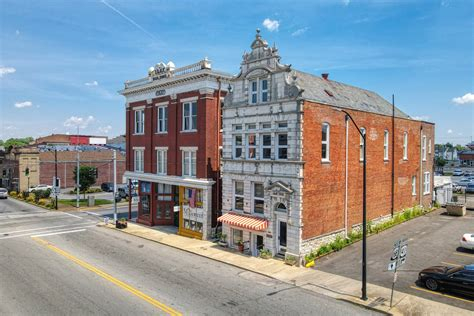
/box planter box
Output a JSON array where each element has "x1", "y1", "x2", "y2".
[
  {"x1": 116, "y1": 221, "x2": 128, "y2": 229},
  {"x1": 218, "y1": 241, "x2": 228, "y2": 247},
  {"x1": 446, "y1": 203, "x2": 466, "y2": 216}
]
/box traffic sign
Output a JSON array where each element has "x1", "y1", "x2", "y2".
[{"x1": 388, "y1": 238, "x2": 408, "y2": 271}]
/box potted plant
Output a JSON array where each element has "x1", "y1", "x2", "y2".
[
  {"x1": 116, "y1": 217, "x2": 128, "y2": 229},
  {"x1": 218, "y1": 233, "x2": 228, "y2": 247},
  {"x1": 259, "y1": 248, "x2": 272, "y2": 259},
  {"x1": 237, "y1": 240, "x2": 244, "y2": 253},
  {"x1": 284, "y1": 254, "x2": 297, "y2": 266}
]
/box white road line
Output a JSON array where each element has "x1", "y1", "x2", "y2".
[
  {"x1": 63, "y1": 212, "x2": 82, "y2": 219},
  {"x1": 0, "y1": 222, "x2": 94, "y2": 235},
  {"x1": 0, "y1": 225, "x2": 95, "y2": 240},
  {"x1": 31, "y1": 229, "x2": 86, "y2": 238},
  {"x1": 84, "y1": 211, "x2": 101, "y2": 216}
]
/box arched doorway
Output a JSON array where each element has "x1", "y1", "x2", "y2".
[{"x1": 275, "y1": 202, "x2": 287, "y2": 254}]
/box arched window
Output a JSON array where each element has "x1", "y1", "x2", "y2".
[{"x1": 276, "y1": 203, "x2": 287, "y2": 212}]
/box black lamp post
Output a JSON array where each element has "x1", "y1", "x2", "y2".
[{"x1": 339, "y1": 109, "x2": 368, "y2": 301}]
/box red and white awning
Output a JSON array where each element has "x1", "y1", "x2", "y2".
[{"x1": 217, "y1": 212, "x2": 268, "y2": 231}]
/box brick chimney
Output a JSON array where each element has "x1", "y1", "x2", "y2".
[{"x1": 322, "y1": 73, "x2": 329, "y2": 80}]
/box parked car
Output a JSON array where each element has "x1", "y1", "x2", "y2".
[
  {"x1": 460, "y1": 234, "x2": 474, "y2": 250},
  {"x1": 466, "y1": 183, "x2": 474, "y2": 194},
  {"x1": 0, "y1": 188, "x2": 8, "y2": 199},
  {"x1": 418, "y1": 264, "x2": 474, "y2": 296},
  {"x1": 117, "y1": 185, "x2": 138, "y2": 199},
  {"x1": 28, "y1": 184, "x2": 52, "y2": 192},
  {"x1": 455, "y1": 178, "x2": 473, "y2": 188},
  {"x1": 453, "y1": 169, "x2": 464, "y2": 176},
  {"x1": 101, "y1": 182, "x2": 114, "y2": 192}
]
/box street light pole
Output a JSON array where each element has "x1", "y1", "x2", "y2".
[
  {"x1": 339, "y1": 109, "x2": 368, "y2": 301},
  {"x1": 76, "y1": 126, "x2": 80, "y2": 209},
  {"x1": 113, "y1": 149, "x2": 117, "y2": 223}
]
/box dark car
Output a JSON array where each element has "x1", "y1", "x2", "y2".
[
  {"x1": 101, "y1": 182, "x2": 114, "y2": 192},
  {"x1": 418, "y1": 264, "x2": 474, "y2": 296},
  {"x1": 466, "y1": 183, "x2": 474, "y2": 194}
]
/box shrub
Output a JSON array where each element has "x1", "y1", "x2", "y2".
[
  {"x1": 21, "y1": 191, "x2": 30, "y2": 199},
  {"x1": 9, "y1": 191, "x2": 17, "y2": 197},
  {"x1": 38, "y1": 198, "x2": 50, "y2": 206},
  {"x1": 26, "y1": 194, "x2": 35, "y2": 203}
]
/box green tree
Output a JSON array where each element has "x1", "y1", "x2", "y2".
[
  {"x1": 73, "y1": 166, "x2": 97, "y2": 198},
  {"x1": 435, "y1": 156, "x2": 446, "y2": 167},
  {"x1": 455, "y1": 144, "x2": 466, "y2": 151},
  {"x1": 3, "y1": 137, "x2": 34, "y2": 149}
]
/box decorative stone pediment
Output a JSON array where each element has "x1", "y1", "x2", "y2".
[
  {"x1": 266, "y1": 180, "x2": 294, "y2": 196},
  {"x1": 245, "y1": 67, "x2": 270, "y2": 79}
]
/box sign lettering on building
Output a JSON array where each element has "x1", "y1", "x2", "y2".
[{"x1": 155, "y1": 89, "x2": 166, "y2": 96}]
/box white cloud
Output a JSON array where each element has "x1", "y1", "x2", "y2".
[
  {"x1": 262, "y1": 18, "x2": 280, "y2": 32},
  {"x1": 98, "y1": 125, "x2": 112, "y2": 134},
  {"x1": 452, "y1": 92, "x2": 474, "y2": 105},
  {"x1": 0, "y1": 66, "x2": 16, "y2": 77},
  {"x1": 63, "y1": 115, "x2": 95, "y2": 128},
  {"x1": 411, "y1": 115, "x2": 430, "y2": 121},
  {"x1": 14, "y1": 101, "x2": 33, "y2": 108},
  {"x1": 342, "y1": 0, "x2": 351, "y2": 6},
  {"x1": 85, "y1": 80, "x2": 99, "y2": 86},
  {"x1": 291, "y1": 27, "x2": 309, "y2": 37},
  {"x1": 447, "y1": 129, "x2": 453, "y2": 134},
  {"x1": 15, "y1": 30, "x2": 20, "y2": 36}
]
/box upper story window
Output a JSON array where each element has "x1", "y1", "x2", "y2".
[
  {"x1": 234, "y1": 135, "x2": 243, "y2": 158},
  {"x1": 253, "y1": 182, "x2": 264, "y2": 214},
  {"x1": 403, "y1": 132, "x2": 408, "y2": 160},
  {"x1": 260, "y1": 79, "x2": 268, "y2": 102},
  {"x1": 428, "y1": 138, "x2": 432, "y2": 154},
  {"x1": 157, "y1": 106, "x2": 168, "y2": 133},
  {"x1": 412, "y1": 175, "x2": 416, "y2": 196},
  {"x1": 233, "y1": 124, "x2": 242, "y2": 131},
  {"x1": 360, "y1": 128, "x2": 366, "y2": 161},
  {"x1": 422, "y1": 135, "x2": 427, "y2": 161},
  {"x1": 247, "y1": 134, "x2": 257, "y2": 159},
  {"x1": 277, "y1": 133, "x2": 288, "y2": 160},
  {"x1": 247, "y1": 123, "x2": 256, "y2": 130},
  {"x1": 277, "y1": 121, "x2": 288, "y2": 129},
  {"x1": 321, "y1": 123, "x2": 330, "y2": 162},
  {"x1": 182, "y1": 150, "x2": 196, "y2": 177},
  {"x1": 134, "y1": 149, "x2": 144, "y2": 172},
  {"x1": 261, "y1": 122, "x2": 272, "y2": 129},
  {"x1": 250, "y1": 81, "x2": 258, "y2": 104},
  {"x1": 384, "y1": 130, "x2": 389, "y2": 161},
  {"x1": 134, "y1": 109, "x2": 145, "y2": 134},
  {"x1": 234, "y1": 181, "x2": 244, "y2": 211},
  {"x1": 183, "y1": 102, "x2": 197, "y2": 131},
  {"x1": 156, "y1": 149, "x2": 167, "y2": 175},
  {"x1": 261, "y1": 134, "x2": 272, "y2": 159}
]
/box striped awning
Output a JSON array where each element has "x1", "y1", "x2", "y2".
[{"x1": 217, "y1": 212, "x2": 268, "y2": 231}]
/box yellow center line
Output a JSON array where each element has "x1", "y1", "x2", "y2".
[
  {"x1": 453, "y1": 252, "x2": 474, "y2": 258},
  {"x1": 410, "y1": 286, "x2": 474, "y2": 304},
  {"x1": 32, "y1": 237, "x2": 182, "y2": 316}
]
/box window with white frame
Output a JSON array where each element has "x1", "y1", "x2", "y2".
[
  {"x1": 261, "y1": 122, "x2": 271, "y2": 129},
  {"x1": 234, "y1": 181, "x2": 244, "y2": 211},
  {"x1": 322, "y1": 123, "x2": 330, "y2": 161},
  {"x1": 422, "y1": 135, "x2": 427, "y2": 161},
  {"x1": 234, "y1": 135, "x2": 243, "y2": 158},
  {"x1": 423, "y1": 172, "x2": 430, "y2": 194},
  {"x1": 182, "y1": 150, "x2": 196, "y2": 177},
  {"x1": 134, "y1": 149, "x2": 144, "y2": 172},
  {"x1": 250, "y1": 81, "x2": 258, "y2": 104},
  {"x1": 247, "y1": 134, "x2": 257, "y2": 159},
  {"x1": 403, "y1": 132, "x2": 408, "y2": 160},
  {"x1": 412, "y1": 175, "x2": 416, "y2": 196},
  {"x1": 233, "y1": 124, "x2": 242, "y2": 131},
  {"x1": 157, "y1": 106, "x2": 168, "y2": 133},
  {"x1": 359, "y1": 128, "x2": 366, "y2": 161},
  {"x1": 156, "y1": 149, "x2": 167, "y2": 175},
  {"x1": 277, "y1": 121, "x2": 288, "y2": 128},
  {"x1": 428, "y1": 138, "x2": 432, "y2": 154},
  {"x1": 277, "y1": 133, "x2": 288, "y2": 159},
  {"x1": 261, "y1": 134, "x2": 272, "y2": 159},
  {"x1": 260, "y1": 79, "x2": 268, "y2": 102},
  {"x1": 384, "y1": 130, "x2": 389, "y2": 160},
  {"x1": 134, "y1": 109, "x2": 144, "y2": 134},
  {"x1": 182, "y1": 102, "x2": 197, "y2": 131},
  {"x1": 232, "y1": 228, "x2": 243, "y2": 246},
  {"x1": 247, "y1": 123, "x2": 256, "y2": 130},
  {"x1": 253, "y1": 183, "x2": 264, "y2": 214}
]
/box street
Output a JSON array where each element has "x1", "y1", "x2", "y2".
[{"x1": 0, "y1": 198, "x2": 379, "y2": 315}]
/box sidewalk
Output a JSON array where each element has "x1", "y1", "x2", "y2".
[
  {"x1": 59, "y1": 201, "x2": 130, "y2": 212},
  {"x1": 101, "y1": 222, "x2": 471, "y2": 316}
]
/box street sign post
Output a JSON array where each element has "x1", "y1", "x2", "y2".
[{"x1": 389, "y1": 238, "x2": 408, "y2": 307}]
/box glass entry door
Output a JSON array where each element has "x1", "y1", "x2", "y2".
[{"x1": 278, "y1": 221, "x2": 287, "y2": 254}]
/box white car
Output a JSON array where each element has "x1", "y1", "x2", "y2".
[
  {"x1": 0, "y1": 188, "x2": 8, "y2": 199},
  {"x1": 460, "y1": 234, "x2": 474, "y2": 250},
  {"x1": 28, "y1": 184, "x2": 52, "y2": 192},
  {"x1": 453, "y1": 169, "x2": 464, "y2": 176}
]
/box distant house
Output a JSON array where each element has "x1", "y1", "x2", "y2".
[
  {"x1": 35, "y1": 134, "x2": 108, "y2": 146},
  {"x1": 459, "y1": 150, "x2": 474, "y2": 166}
]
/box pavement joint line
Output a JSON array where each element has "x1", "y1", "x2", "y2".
[
  {"x1": 30, "y1": 228, "x2": 86, "y2": 238},
  {"x1": 409, "y1": 286, "x2": 474, "y2": 304},
  {"x1": 0, "y1": 225, "x2": 96, "y2": 240},
  {"x1": 63, "y1": 212, "x2": 82, "y2": 219},
  {"x1": 31, "y1": 236, "x2": 182, "y2": 316},
  {"x1": 454, "y1": 252, "x2": 474, "y2": 258}
]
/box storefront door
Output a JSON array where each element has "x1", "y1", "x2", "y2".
[
  {"x1": 155, "y1": 183, "x2": 176, "y2": 225},
  {"x1": 278, "y1": 221, "x2": 287, "y2": 254},
  {"x1": 253, "y1": 234, "x2": 264, "y2": 256}
]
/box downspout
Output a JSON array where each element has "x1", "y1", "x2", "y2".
[
  {"x1": 344, "y1": 115, "x2": 349, "y2": 237},
  {"x1": 391, "y1": 95, "x2": 395, "y2": 216},
  {"x1": 419, "y1": 124, "x2": 423, "y2": 206}
]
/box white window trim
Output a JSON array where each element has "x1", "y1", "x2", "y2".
[
  {"x1": 359, "y1": 128, "x2": 366, "y2": 162},
  {"x1": 260, "y1": 134, "x2": 272, "y2": 160},
  {"x1": 180, "y1": 146, "x2": 198, "y2": 152},
  {"x1": 321, "y1": 123, "x2": 330, "y2": 162},
  {"x1": 234, "y1": 181, "x2": 245, "y2": 211},
  {"x1": 412, "y1": 175, "x2": 416, "y2": 196},
  {"x1": 384, "y1": 130, "x2": 389, "y2": 161},
  {"x1": 252, "y1": 182, "x2": 265, "y2": 214},
  {"x1": 134, "y1": 149, "x2": 144, "y2": 173},
  {"x1": 250, "y1": 80, "x2": 258, "y2": 104},
  {"x1": 233, "y1": 134, "x2": 244, "y2": 159},
  {"x1": 180, "y1": 96, "x2": 198, "y2": 103},
  {"x1": 276, "y1": 133, "x2": 288, "y2": 160},
  {"x1": 403, "y1": 132, "x2": 408, "y2": 160},
  {"x1": 182, "y1": 101, "x2": 197, "y2": 132},
  {"x1": 422, "y1": 135, "x2": 427, "y2": 161},
  {"x1": 134, "y1": 109, "x2": 145, "y2": 135},
  {"x1": 182, "y1": 150, "x2": 197, "y2": 178},
  {"x1": 157, "y1": 105, "x2": 168, "y2": 133},
  {"x1": 423, "y1": 172, "x2": 430, "y2": 195},
  {"x1": 260, "y1": 79, "x2": 268, "y2": 103},
  {"x1": 246, "y1": 133, "x2": 257, "y2": 160},
  {"x1": 428, "y1": 138, "x2": 432, "y2": 154},
  {"x1": 156, "y1": 149, "x2": 167, "y2": 175}
]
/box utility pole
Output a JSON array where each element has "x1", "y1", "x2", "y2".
[
  {"x1": 55, "y1": 148, "x2": 58, "y2": 210},
  {"x1": 76, "y1": 126, "x2": 80, "y2": 209},
  {"x1": 113, "y1": 149, "x2": 117, "y2": 223}
]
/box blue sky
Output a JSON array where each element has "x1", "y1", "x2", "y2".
[{"x1": 1, "y1": 0, "x2": 472, "y2": 144}]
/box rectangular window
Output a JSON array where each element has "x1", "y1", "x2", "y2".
[
  {"x1": 247, "y1": 134, "x2": 257, "y2": 159},
  {"x1": 261, "y1": 79, "x2": 268, "y2": 102},
  {"x1": 134, "y1": 149, "x2": 144, "y2": 172},
  {"x1": 412, "y1": 176, "x2": 416, "y2": 196},
  {"x1": 261, "y1": 134, "x2": 272, "y2": 159},
  {"x1": 261, "y1": 122, "x2": 272, "y2": 129},
  {"x1": 384, "y1": 130, "x2": 389, "y2": 160},
  {"x1": 156, "y1": 150, "x2": 167, "y2": 175},
  {"x1": 157, "y1": 106, "x2": 168, "y2": 133},
  {"x1": 422, "y1": 135, "x2": 427, "y2": 161},
  {"x1": 182, "y1": 150, "x2": 196, "y2": 177},
  {"x1": 233, "y1": 124, "x2": 242, "y2": 131},
  {"x1": 428, "y1": 139, "x2": 432, "y2": 154},
  {"x1": 360, "y1": 128, "x2": 366, "y2": 161},
  {"x1": 234, "y1": 135, "x2": 243, "y2": 158},
  {"x1": 277, "y1": 133, "x2": 288, "y2": 159},
  {"x1": 322, "y1": 123, "x2": 330, "y2": 161},
  {"x1": 183, "y1": 102, "x2": 197, "y2": 131},
  {"x1": 250, "y1": 81, "x2": 257, "y2": 104},
  {"x1": 424, "y1": 172, "x2": 430, "y2": 194},
  {"x1": 134, "y1": 109, "x2": 144, "y2": 134},
  {"x1": 247, "y1": 123, "x2": 256, "y2": 130},
  {"x1": 277, "y1": 121, "x2": 288, "y2": 129},
  {"x1": 253, "y1": 183, "x2": 264, "y2": 214},
  {"x1": 233, "y1": 228, "x2": 243, "y2": 246},
  {"x1": 403, "y1": 132, "x2": 408, "y2": 160},
  {"x1": 234, "y1": 181, "x2": 244, "y2": 211}
]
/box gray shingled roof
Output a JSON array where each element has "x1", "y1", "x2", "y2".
[{"x1": 294, "y1": 70, "x2": 410, "y2": 119}]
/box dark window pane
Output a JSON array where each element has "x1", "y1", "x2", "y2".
[
  {"x1": 235, "y1": 197, "x2": 244, "y2": 210},
  {"x1": 262, "y1": 135, "x2": 271, "y2": 146},
  {"x1": 322, "y1": 144, "x2": 327, "y2": 159},
  {"x1": 248, "y1": 148, "x2": 256, "y2": 158},
  {"x1": 263, "y1": 148, "x2": 271, "y2": 159},
  {"x1": 235, "y1": 148, "x2": 242, "y2": 158},
  {"x1": 278, "y1": 134, "x2": 288, "y2": 145},
  {"x1": 254, "y1": 200, "x2": 264, "y2": 214},
  {"x1": 278, "y1": 148, "x2": 288, "y2": 159},
  {"x1": 254, "y1": 183, "x2": 264, "y2": 198}
]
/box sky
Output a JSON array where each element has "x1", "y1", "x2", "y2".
[{"x1": 0, "y1": 0, "x2": 473, "y2": 145}]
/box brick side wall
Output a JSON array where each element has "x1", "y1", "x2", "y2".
[{"x1": 301, "y1": 101, "x2": 434, "y2": 240}]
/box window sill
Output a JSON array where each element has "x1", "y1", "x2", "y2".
[
  {"x1": 321, "y1": 159, "x2": 331, "y2": 164},
  {"x1": 403, "y1": 158, "x2": 408, "y2": 161},
  {"x1": 134, "y1": 170, "x2": 144, "y2": 173},
  {"x1": 181, "y1": 130, "x2": 197, "y2": 133},
  {"x1": 155, "y1": 132, "x2": 168, "y2": 135},
  {"x1": 133, "y1": 133, "x2": 145, "y2": 136},
  {"x1": 423, "y1": 192, "x2": 430, "y2": 195}
]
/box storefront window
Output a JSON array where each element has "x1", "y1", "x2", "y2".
[
  {"x1": 182, "y1": 187, "x2": 204, "y2": 233},
  {"x1": 140, "y1": 195, "x2": 150, "y2": 215},
  {"x1": 140, "y1": 181, "x2": 151, "y2": 194},
  {"x1": 233, "y1": 229, "x2": 243, "y2": 246}
]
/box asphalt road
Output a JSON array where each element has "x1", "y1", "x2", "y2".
[
  {"x1": 0, "y1": 198, "x2": 379, "y2": 315},
  {"x1": 315, "y1": 208, "x2": 474, "y2": 311}
]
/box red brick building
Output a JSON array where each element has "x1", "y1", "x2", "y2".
[{"x1": 120, "y1": 59, "x2": 232, "y2": 239}]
